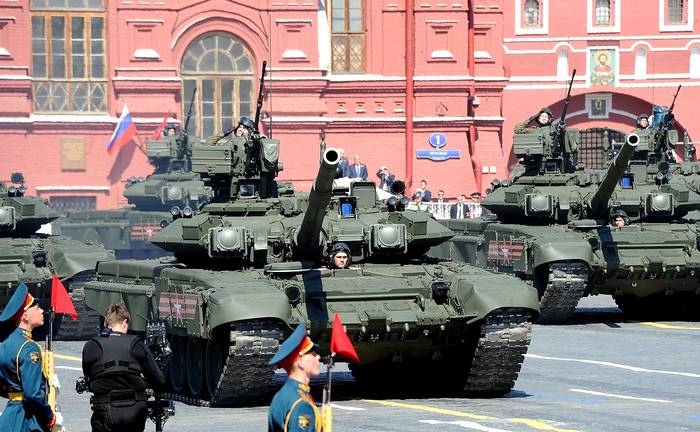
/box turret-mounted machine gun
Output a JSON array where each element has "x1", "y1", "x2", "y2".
[
  {"x1": 191, "y1": 61, "x2": 284, "y2": 203},
  {"x1": 629, "y1": 86, "x2": 681, "y2": 166},
  {"x1": 512, "y1": 70, "x2": 581, "y2": 176},
  {"x1": 146, "y1": 89, "x2": 197, "y2": 174}
]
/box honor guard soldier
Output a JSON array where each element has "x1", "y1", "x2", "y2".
[
  {"x1": 268, "y1": 324, "x2": 323, "y2": 432},
  {"x1": 82, "y1": 304, "x2": 166, "y2": 432},
  {"x1": 0, "y1": 283, "x2": 56, "y2": 432}
]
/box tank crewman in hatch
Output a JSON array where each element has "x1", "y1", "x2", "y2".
[
  {"x1": 205, "y1": 116, "x2": 256, "y2": 145},
  {"x1": 82, "y1": 304, "x2": 166, "y2": 432},
  {"x1": 0, "y1": 283, "x2": 57, "y2": 432},
  {"x1": 514, "y1": 107, "x2": 554, "y2": 135},
  {"x1": 268, "y1": 324, "x2": 323, "y2": 432},
  {"x1": 328, "y1": 242, "x2": 352, "y2": 269},
  {"x1": 611, "y1": 210, "x2": 629, "y2": 228},
  {"x1": 632, "y1": 113, "x2": 650, "y2": 134}
]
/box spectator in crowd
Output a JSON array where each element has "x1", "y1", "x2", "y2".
[
  {"x1": 412, "y1": 180, "x2": 432, "y2": 204},
  {"x1": 376, "y1": 166, "x2": 395, "y2": 192},
  {"x1": 337, "y1": 148, "x2": 349, "y2": 178},
  {"x1": 434, "y1": 190, "x2": 447, "y2": 203},
  {"x1": 450, "y1": 194, "x2": 469, "y2": 219},
  {"x1": 347, "y1": 155, "x2": 368, "y2": 180}
]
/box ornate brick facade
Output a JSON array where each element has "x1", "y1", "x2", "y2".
[{"x1": 0, "y1": 0, "x2": 697, "y2": 211}]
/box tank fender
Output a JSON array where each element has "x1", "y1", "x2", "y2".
[
  {"x1": 47, "y1": 243, "x2": 116, "y2": 280},
  {"x1": 451, "y1": 276, "x2": 540, "y2": 321},
  {"x1": 531, "y1": 239, "x2": 594, "y2": 270},
  {"x1": 206, "y1": 284, "x2": 291, "y2": 329}
]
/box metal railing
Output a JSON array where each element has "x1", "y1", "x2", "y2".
[{"x1": 406, "y1": 202, "x2": 481, "y2": 220}]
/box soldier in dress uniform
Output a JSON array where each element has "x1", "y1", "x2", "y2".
[
  {"x1": 0, "y1": 283, "x2": 56, "y2": 432},
  {"x1": 268, "y1": 324, "x2": 322, "y2": 432}
]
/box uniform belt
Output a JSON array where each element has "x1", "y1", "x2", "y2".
[
  {"x1": 8, "y1": 392, "x2": 23, "y2": 401},
  {"x1": 91, "y1": 390, "x2": 148, "y2": 404}
]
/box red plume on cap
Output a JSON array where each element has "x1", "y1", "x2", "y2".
[
  {"x1": 330, "y1": 313, "x2": 359, "y2": 363},
  {"x1": 51, "y1": 275, "x2": 77, "y2": 321}
]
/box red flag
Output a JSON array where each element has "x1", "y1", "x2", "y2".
[
  {"x1": 51, "y1": 275, "x2": 78, "y2": 321},
  {"x1": 150, "y1": 113, "x2": 170, "y2": 140},
  {"x1": 330, "y1": 313, "x2": 359, "y2": 363}
]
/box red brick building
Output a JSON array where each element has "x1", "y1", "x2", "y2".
[{"x1": 0, "y1": 0, "x2": 697, "y2": 211}]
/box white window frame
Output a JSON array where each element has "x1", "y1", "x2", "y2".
[
  {"x1": 659, "y1": 0, "x2": 694, "y2": 32},
  {"x1": 515, "y1": 0, "x2": 549, "y2": 35},
  {"x1": 587, "y1": 0, "x2": 621, "y2": 33}
]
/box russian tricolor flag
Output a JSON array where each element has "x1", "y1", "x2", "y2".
[{"x1": 107, "y1": 104, "x2": 138, "y2": 154}]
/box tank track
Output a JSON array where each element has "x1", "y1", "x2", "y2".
[
  {"x1": 538, "y1": 262, "x2": 589, "y2": 324},
  {"x1": 54, "y1": 285, "x2": 101, "y2": 341},
  {"x1": 162, "y1": 320, "x2": 282, "y2": 408},
  {"x1": 463, "y1": 310, "x2": 532, "y2": 396}
]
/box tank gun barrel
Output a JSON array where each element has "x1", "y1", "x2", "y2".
[
  {"x1": 589, "y1": 133, "x2": 639, "y2": 213},
  {"x1": 295, "y1": 148, "x2": 340, "y2": 251}
]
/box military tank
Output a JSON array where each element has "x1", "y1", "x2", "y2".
[
  {"x1": 433, "y1": 96, "x2": 700, "y2": 321},
  {"x1": 60, "y1": 100, "x2": 212, "y2": 259},
  {"x1": 81, "y1": 125, "x2": 539, "y2": 405},
  {"x1": 0, "y1": 173, "x2": 115, "y2": 339}
]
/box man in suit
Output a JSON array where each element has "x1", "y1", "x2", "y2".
[
  {"x1": 347, "y1": 155, "x2": 368, "y2": 180},
  {"x1": 337, "y1": 148, "x2": 350, "y2": 178},
  {"x1": 450, "y1": 194, "x2": 469, "y2": 219},
  {"x1": 375, "y1": 166, "x2": 395, "y2": 192},
  {"x1": 411, "y1": 180, "x2": 432, "y2": 203},
  {"x1": 434, "y1": 190, "x2": 447, "y2": 203}
]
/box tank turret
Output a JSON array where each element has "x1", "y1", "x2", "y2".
[{"x1": 0, "y1": 174, "x2": 60, "y2": 236}]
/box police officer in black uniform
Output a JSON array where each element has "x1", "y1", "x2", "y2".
[{"x1": 82, "y1": 303, "x2": 166, "y2": 432}]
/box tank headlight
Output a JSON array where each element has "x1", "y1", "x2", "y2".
[
  {"x1": 169, "y1": 206, "x2": 181, "y2": 219},
  {"x1": 182, "y1": 206, "x2": 193, "y2": 218}
]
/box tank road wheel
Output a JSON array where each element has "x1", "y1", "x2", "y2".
[
  {"x1": 186, "y1": 338, "x2": 207, "y2": 398},
  {"x1": 463, "y1": 309, "x2": 532, "y2": 397},
  {"x1": 168, "y1": 336, "x2": 187, "y2": 393},
  {"x1": 205, "y1": 336, "x2": 227, "y2": 397}
]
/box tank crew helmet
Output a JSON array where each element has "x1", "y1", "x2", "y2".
[
  {"x1": 238, "y1": 116, "x2": 256, "y2": 132},
  {"x1": 0, "y1": 282, "x2": 36, "y2": 324},
  {"x1": 636, "y1": 113, "x2": 649, "y2": 128},
  {"x1": 537, "y1": 107, "x2": 554, "y2": 125},
  {"x1": 329, "y1": 242, "x2": 352, "y2": 268},
  {"x1": 268, "y1": 324, "x2": 319, "y2": 371},
  {"x1": 611, "y1": 209, "x2": 629, "y2": 225}
]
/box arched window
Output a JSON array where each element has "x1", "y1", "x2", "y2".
[
  {"x1": 523, "y1": 0, "x2": 541, "y2": 27},
  {"x1": 691, "y1": 47, "x2": 700, "y2": 78},
  {"x1": 181, "y1": 32, "x2": 255, "y2": 139},
  {"x1": 634, "y1": 48, "x2": 647, "y2": 79},
  {"x1": 556, "y1": 50, "x2": 569, "y2": 80},
  {"x1": 595, "y1": 0, "x2": 611, "y2": 25}
]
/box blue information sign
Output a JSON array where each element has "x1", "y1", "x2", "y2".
[
  {"x1": 428, "y1": 132, "x2": 447, "y2": 148},
  {"x1": 416, "y1": 149, "x2": 461, "y2": 161}
]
